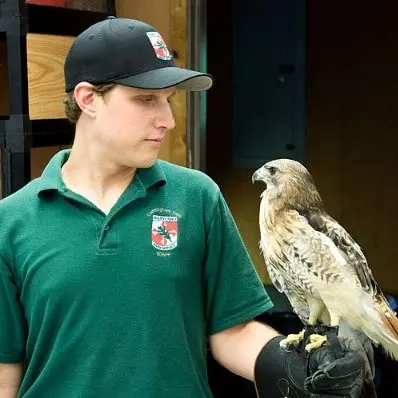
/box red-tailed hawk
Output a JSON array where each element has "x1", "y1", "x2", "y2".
[{"x1": 252, "y1": 158, "x2": 398, "y2": 397}]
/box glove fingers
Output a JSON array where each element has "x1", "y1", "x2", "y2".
[{"x1": 305, "y1": 353, "x2": 365, "y2": 398}]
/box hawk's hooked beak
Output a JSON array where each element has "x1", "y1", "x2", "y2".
[
  {"x1": 252, "y1": 167, "x2": 265, "y2": 184},
  {"x1": 252, "y1": 170, "x2": 260, "y2": 184}
]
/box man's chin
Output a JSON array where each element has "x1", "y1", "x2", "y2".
[{"x1": 135, "y1": 158, "x2": 158, "y2": 169}]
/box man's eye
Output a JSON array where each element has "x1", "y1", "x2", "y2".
[{"x1": 139, "y1": 96, "x2": 155, "y2": 104}]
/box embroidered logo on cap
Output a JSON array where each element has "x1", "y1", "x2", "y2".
[
  {"x1": 146, "y1": 32, "x2": 173, "y2": 60},
  {"x1": 151, "y1": 215, "x2": 178, "y2": 251}
]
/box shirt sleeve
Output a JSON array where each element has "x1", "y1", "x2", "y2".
[
  {"x1": 204, "y1": 191, "x2": 273, "y2": 335},
  {"x1": 0, "y1": 255, "x2": 27, "y2": 363}
]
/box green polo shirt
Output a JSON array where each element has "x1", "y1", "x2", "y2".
[{"x1": 0, "y1": 150, "x2": 273, "y2": 397}]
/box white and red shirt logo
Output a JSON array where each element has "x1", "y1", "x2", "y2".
[
  {"x1": 146, "y1": 32, "x2": 173, "y2": 61},
  {"x1": 151, "y1": 215, "x2": 178, "y2": 251}
]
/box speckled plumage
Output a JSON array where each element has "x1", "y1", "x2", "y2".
[{"x1": 253, "y1": 159, "x2": 398, "y2": 397}]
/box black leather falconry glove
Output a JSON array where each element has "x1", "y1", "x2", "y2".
[{"x1": 254, "y1": 326, "x2": 366, "y2": 398}]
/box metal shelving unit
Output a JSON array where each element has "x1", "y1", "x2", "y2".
[{"x1": 0, "y1": 0, "x2": 115, "y2": 196}]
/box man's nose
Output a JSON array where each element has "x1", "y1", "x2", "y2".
[{"x1": 154, "y1": 103, "x2": 176, "y2": 131}]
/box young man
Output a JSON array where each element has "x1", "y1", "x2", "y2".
[{"x1": 0, "y1": 17, "x2": 364, "y2": 397}]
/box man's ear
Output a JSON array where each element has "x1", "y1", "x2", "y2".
[{"x1": 73, "y1": 82, "x2": 97, "y2": 117}]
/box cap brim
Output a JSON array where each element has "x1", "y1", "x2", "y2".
[{"x1": 113, "y1": 67, "x2": 213, "y2": 91}]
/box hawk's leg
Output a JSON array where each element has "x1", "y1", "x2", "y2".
[
  {"x1": 305, "y1": 312, "x2": 341, "y2": 352},
  {"x1": 329, "y1": 313, "x2": 340, "y2": 327},
  {"x1": 279, "y1": 298, "x2": 325, "y2": 349}
]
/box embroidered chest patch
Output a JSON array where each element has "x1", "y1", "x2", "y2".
[{"x1": 151, "y1": 215, "x2": 178, "y2": 251}]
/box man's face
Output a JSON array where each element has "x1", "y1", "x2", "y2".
[{"x1": 93, "y1": 84, "x2": 176, "y2": 169}]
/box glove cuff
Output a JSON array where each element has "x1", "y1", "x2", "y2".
[
  {"x1": 254, "y1": 335, "x2": 303, "y2": 398},
  {"x1": 254, "y1": 335, "x2": 285, "y2": 378}
]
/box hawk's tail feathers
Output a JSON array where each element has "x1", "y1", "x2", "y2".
[
  {"x1": 349, "y1": 292, "x2": 398, "y2": 361},
  {"x1": 313, "y1": 279, "x2": 398, "y2": 361},
  {"x1": 377, "y1": 299, "x2": 398, "y2": 359},
  {"x1": 344, "y1": 291, "x2": 398, "y2": 361}
]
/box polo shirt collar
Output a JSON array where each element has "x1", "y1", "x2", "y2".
[
  {"x1": 37, "y1": 149, "x2": 167, "y2": 196},
  {"x1": 37, "y1": 149, "x2": 68, "y2": 194},
  {"x1": 136, "y1": 161, "x2": 166, "y2": 189}
]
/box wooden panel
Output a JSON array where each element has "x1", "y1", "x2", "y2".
[
  {"x1": 31, "y1": 146, "x2": 71, "y2": 179},
  {"x1": 115, "y1": 0, "x2": 171, "y2": 42},
  {"x1": 27, "y1": 33, "x2": 74, "y2": 120},
  {"x1": 0, "y1": 40, "x2": 9, "y2": 116},
  {"x1": 115, "y1": 0, "x2": 187, "y2": 167},
  {"x1": 168, "y1": 0, "x2": 187, "y2": 167}
]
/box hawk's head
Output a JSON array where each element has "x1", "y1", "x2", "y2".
[{"x1": 252, "y1": 158, "x2": 324, "y2": 210}]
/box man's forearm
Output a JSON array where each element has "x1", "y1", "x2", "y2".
[
  {"x1": 0, "y1": 387, "x2": 19, "y2": 398},
  {"x1": 209, "y1": 320, "x2": 281, "y2": 381},
  {"x1": 0, "y1": 363, "x2": 23, "y2": 398}
]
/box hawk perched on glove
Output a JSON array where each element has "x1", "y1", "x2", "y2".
[{"x1": 252, "y1": 158, "x2": 398, "y2": 397}]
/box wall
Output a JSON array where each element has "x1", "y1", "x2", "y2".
[
  {"x1": 306, "y1": 1, "x2": 398, "y2": 294},
  {"x1": 207, "y1": 1, "x2": 398, "y2": 294},
  {"x1": 207, "y1": 0, "x2": 270, "y2": 282}
]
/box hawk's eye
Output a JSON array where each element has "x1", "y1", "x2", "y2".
[{"x1": 268, "y1": 166, "x2": 277, "y2": 176}]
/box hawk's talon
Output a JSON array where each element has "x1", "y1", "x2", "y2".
[
  {"x1": 305, "y1": 333, "x2": 328, "y2": 352},
  {"x1": 279, "y1": 329, "x2": 305, "y2": 349}
]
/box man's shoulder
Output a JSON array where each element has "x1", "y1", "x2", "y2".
[{"x1": 0, "y1": 178, "x2": 41, "y2": 212}]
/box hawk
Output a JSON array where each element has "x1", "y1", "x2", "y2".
[{"x1": 252, "y1": 158, "x2": 398, "y2": 397}]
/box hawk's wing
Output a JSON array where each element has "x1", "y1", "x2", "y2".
[
  {"x1": 265, "y1": 210, "x2": 348, "y2": 290},
  {"x1": 300, "y1": 209, "x2": 398, "y2": 359},
  {"x1": 266, "y1": 261, "x2": 310, "y2": 322},
  {"x1": 304, "y1": 211, "x2": 384, "y2": 299},
  {"x1": 262, "y1": 208, "x2": 398, "y2": 359},
  {"x1": 266, "y1": 262, "x2": 286, "y2": 294}
]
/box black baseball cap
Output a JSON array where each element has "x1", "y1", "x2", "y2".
[{"x1": 64, "y1": 17, "x2": 214, "y2": 92}]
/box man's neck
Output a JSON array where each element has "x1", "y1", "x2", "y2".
[{"x1": 61, "y1": 146, "x2": 136, "y2": 215}]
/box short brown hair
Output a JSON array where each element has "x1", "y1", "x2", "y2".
[{"x1": 64, "y1": 83, "x2": 116, "y2": 124}]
